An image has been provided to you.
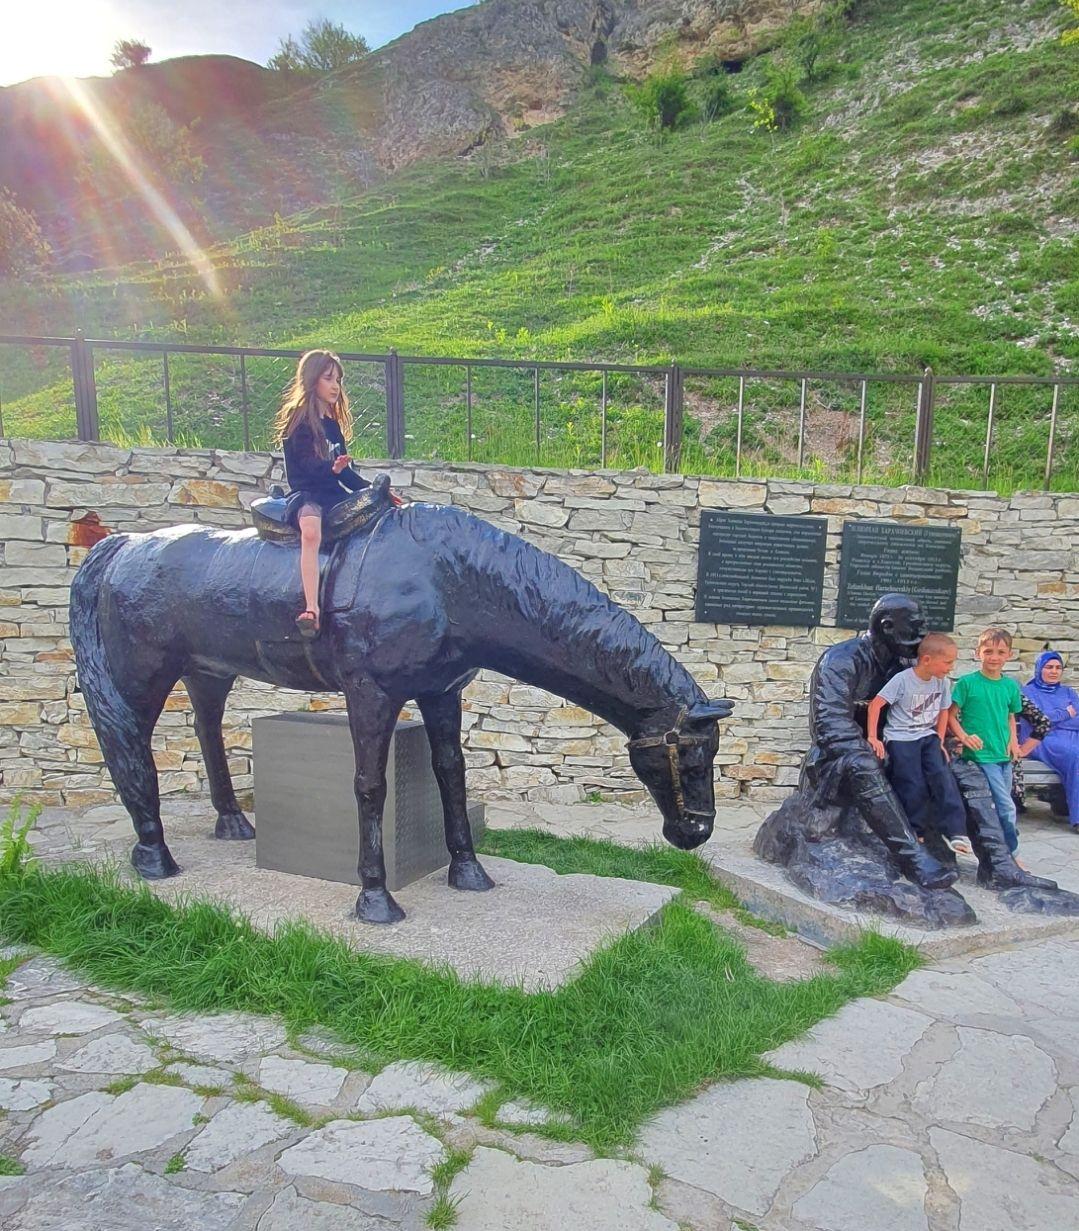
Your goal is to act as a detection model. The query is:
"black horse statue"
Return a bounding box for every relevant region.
[70,499,732,923]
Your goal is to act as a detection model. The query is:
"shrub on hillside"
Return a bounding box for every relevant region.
[268,19,369,72]
[0,190,51,278]
[783,3,846,83]
[697,71,736,122]
[747,59,808,132]
[628,65,696,132]
[77,101,204,196]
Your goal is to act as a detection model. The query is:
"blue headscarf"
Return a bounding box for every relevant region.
[1028,650,1065,694]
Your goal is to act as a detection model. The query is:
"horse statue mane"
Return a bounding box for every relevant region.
[70,495,733,923]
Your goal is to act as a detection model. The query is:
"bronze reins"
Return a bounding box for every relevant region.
[627,706,715,817]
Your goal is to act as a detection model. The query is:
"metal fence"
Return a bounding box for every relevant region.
[1,331,1076,489]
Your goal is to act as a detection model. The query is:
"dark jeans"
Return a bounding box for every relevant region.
[885,735,968,841]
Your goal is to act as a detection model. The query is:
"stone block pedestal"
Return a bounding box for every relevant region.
[253,713,484,892]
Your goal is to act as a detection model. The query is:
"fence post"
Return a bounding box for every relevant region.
[913,366,934,482]
[384,350,405,459]
[71,329,100,442]
[663,363,683,473]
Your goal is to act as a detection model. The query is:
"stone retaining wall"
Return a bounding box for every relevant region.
[1,437,1077,809]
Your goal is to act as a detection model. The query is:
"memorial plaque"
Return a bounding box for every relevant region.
[695,510,827,626]
[837,521,961,630]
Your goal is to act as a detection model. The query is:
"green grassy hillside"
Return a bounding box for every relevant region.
[1,0,1076,489]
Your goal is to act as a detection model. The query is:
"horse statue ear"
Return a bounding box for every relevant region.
[686,699,734,727]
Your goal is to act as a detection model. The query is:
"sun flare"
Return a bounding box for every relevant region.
[0,2,129,87]
[55,74,222,298]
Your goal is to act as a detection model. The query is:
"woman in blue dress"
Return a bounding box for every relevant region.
[1021,650,1079,833]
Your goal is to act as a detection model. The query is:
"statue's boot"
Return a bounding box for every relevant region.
[948,757,1058,890]
[857,790,958,890]
[969,794,1057,892]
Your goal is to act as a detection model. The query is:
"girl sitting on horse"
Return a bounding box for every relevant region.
[275,349,368,638]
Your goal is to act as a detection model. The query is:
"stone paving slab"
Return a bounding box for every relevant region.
[9,1164,248,1231]
[638,1077,818,1216]
[57,1033,158,1075]
[257,1055,349,1106]
[136,1010,288,1065]
[450,1147,678,1230]
[183,1100,296,1172]
[16,1001,127,1036]
[23,1084,204,1168]
[790,1144,929,1231]
[355,1061,494,1119]
[277,1116,445,1194]
[764,998,934,1094]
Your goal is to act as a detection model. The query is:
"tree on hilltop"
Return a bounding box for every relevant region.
[110,39,152,70]
[267,18,369,72]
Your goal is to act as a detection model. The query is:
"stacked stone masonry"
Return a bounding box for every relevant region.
[1,438,1077,808]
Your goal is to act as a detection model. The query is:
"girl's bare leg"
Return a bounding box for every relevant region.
[298,508,322,621]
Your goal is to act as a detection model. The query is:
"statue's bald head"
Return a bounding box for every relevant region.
[868,593,927,659]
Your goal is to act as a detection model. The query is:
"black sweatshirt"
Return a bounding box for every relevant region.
[283,416,368,510]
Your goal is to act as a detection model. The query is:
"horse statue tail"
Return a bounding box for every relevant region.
[69,534,138,748]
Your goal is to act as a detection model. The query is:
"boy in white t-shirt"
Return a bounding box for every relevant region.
[866,632,972,855]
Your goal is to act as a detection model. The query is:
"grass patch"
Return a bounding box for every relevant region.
[0,844,918,1149]
[426,1194,463,1229]
[141,1068,185,1088]
[103,1075,139,1095]
[164,1152,185,1174]
[430,1146,473,1189]
[0,1155,25,1176]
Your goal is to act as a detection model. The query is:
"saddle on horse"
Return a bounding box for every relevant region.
[251,473,397,545]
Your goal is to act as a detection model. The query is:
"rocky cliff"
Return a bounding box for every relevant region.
[358,0,825,166]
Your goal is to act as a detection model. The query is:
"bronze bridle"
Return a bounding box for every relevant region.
[627,705,716,819]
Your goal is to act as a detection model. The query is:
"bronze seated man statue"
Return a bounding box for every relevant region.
[754,593,1077,927]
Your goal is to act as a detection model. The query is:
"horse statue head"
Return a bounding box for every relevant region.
[628,699,734,850]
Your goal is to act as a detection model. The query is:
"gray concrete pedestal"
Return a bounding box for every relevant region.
[253,713,485,892]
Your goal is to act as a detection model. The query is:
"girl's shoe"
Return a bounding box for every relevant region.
[295,609,319,639]
[945,836,973,856]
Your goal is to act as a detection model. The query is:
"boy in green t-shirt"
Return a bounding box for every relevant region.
[949,627,1023,854]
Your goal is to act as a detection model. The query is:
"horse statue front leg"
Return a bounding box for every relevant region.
[344,677,406,924]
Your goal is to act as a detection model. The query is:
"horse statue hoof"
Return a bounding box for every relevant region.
[214,811,255,840]
[355,888,406,925]
[448,856,495,892]
[131,842,181,880]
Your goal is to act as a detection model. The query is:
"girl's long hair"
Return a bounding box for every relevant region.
[273,350,353,449]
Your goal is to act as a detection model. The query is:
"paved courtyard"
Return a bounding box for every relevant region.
[2,798,1078,1230]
